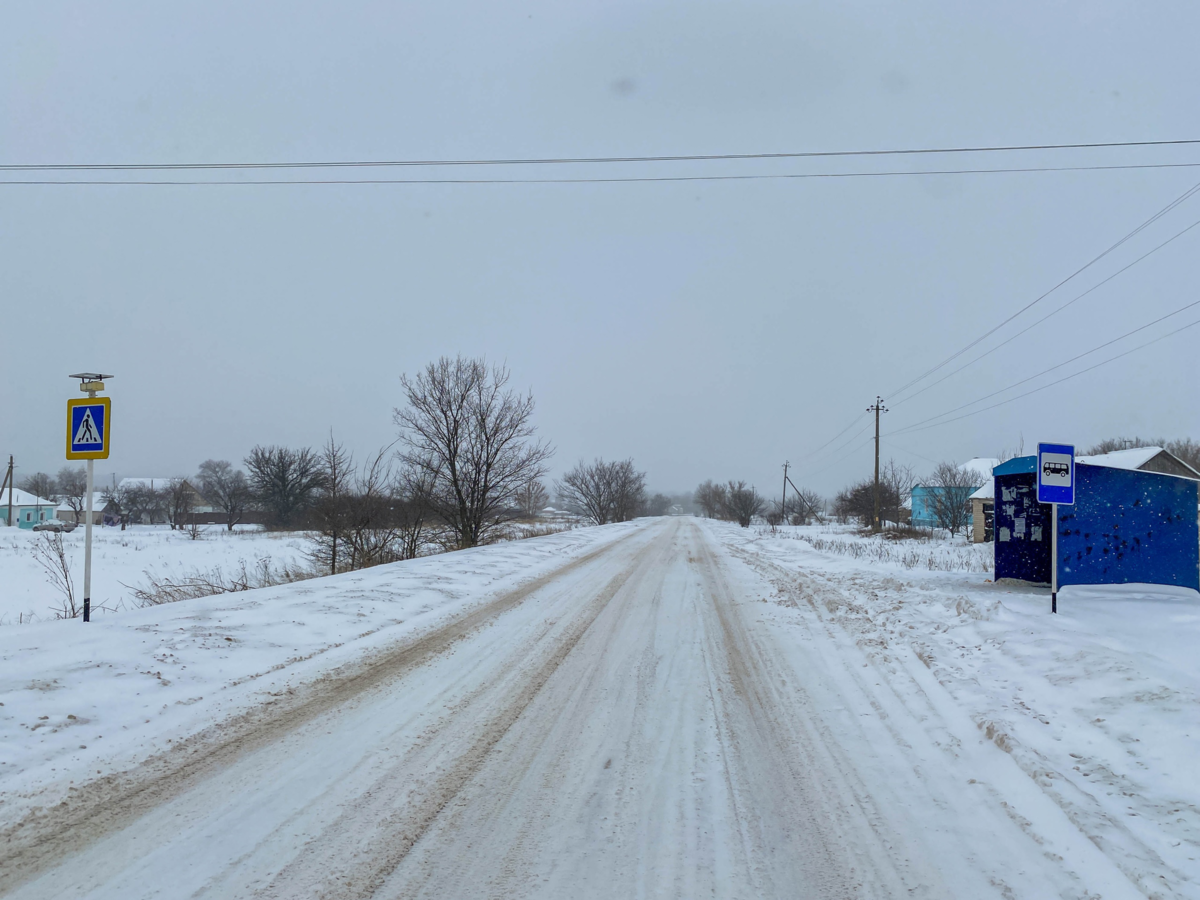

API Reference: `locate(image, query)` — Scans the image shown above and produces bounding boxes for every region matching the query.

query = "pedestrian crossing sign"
[66,397,111,460]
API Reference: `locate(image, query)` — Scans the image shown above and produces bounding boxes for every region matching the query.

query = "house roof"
[969,481,994,501]
[117,477,188,491]
[1077,447,1165,471]
[960,457,1001,480]
[1,488,56,507]
[994,448,1200,482]
[56,491,108,512]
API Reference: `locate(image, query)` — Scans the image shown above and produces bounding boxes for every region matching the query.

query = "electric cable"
[889,295,1200,436]
[797,411,869,458]
[886,315,1200,436]
[5,162,1200,186]
[4,138,1198,172]
[884,179,1200,403]
[890,213,1200,408]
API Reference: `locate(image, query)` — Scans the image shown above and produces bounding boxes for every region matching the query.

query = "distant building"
[993,448,1200,590]
[911,458,999,529]
[2,488,58,529]
[969,480,994,543]
[56,492,109,525]
[116,477,213,524]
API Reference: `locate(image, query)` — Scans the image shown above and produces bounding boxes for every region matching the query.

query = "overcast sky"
[3,1,1199,498]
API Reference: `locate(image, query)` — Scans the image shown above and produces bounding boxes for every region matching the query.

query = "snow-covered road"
[1,519,1156,898]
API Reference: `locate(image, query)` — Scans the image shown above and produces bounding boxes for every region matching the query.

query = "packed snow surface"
[0,518,1195,898]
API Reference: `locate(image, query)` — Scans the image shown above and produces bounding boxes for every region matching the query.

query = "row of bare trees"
[555,458,646,525]
[695,480,767,527]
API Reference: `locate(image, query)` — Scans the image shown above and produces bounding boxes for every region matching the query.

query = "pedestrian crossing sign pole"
[67,373,113,623]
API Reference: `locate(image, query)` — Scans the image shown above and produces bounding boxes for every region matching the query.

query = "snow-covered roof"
[969,481,994,501]
[56,492,107,512]
[1,488,56,507]
[959,457,1000,481]
[117,477,177,490]
[1076,447,1164,471]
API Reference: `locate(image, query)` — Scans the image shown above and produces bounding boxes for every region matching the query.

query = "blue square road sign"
[1037,442,1074,505]
[66,397,111,460]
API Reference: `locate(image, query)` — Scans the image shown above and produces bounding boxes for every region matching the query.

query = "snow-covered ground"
[720,522,1200,898]
[0,521,582,625]
[0,526,311,624]
[4,516,1197,897]
[0,522,639,828]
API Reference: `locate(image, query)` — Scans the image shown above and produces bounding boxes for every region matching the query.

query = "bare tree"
[644,493,671,517]
[556,458,646,525]
[1167,438,1200,471]
[310,436,355,574]
[19,472,57,503]
[342,448,404,570]
[558,460,614,524]
[785,487,825,525]
[694,480,728,519]
[394,356,553,548]
[515,479,550,519]
[927,461,976,536]
[395,464,435,560]
[764,504,784,529]
[608,459,646,522]
[57,466,88,524]
[834,478,899,527]
[879,459,916,527]
[122,482,165,526]
[102,483,132,530]
[31,532,78,618]
[197,460,253,531]
[165,478,196,530]
[723,481,764,527]
[245,446,325,529]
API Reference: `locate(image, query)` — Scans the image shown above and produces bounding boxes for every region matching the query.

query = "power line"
[798,412,869,458]
[890,294,1200,436]
[884,178,1200,403]
[5,162,1200,187]
[886,315,1200,436]
[4,138,1198,172]
[890,213,1200,408]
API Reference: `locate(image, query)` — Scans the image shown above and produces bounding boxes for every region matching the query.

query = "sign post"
[1036,442,1075,614]
[67,374,113,623]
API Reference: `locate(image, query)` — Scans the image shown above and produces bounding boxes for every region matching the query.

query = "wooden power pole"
[3,456,12,527]
[781,461,789,524]
[867,397,887,532]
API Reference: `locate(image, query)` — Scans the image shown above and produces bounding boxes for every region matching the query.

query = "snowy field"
[722,522,1200,898]
[0,526,311,625]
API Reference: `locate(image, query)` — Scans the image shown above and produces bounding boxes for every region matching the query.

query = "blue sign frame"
[1037,441,1075,505]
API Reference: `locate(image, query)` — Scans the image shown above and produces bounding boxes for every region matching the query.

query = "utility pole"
[781,461,789,525]
[2,456,13,527]
[867,396,888,532]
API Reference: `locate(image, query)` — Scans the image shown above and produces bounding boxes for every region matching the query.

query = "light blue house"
[3,488,58,529]
[910,458,998,529]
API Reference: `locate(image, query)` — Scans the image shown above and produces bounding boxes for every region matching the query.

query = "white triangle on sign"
[74,409,102,446]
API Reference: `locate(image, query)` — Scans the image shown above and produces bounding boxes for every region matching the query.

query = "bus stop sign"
[1037,442,1074,505]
